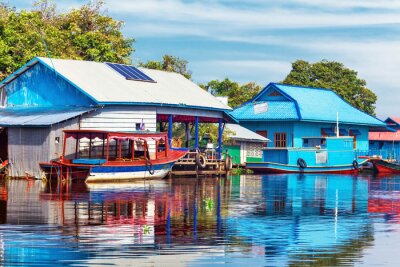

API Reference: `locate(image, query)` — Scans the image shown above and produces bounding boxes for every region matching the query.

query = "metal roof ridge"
[273,82,335,92]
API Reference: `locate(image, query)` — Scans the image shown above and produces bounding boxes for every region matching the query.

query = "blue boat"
[246,136,366,174]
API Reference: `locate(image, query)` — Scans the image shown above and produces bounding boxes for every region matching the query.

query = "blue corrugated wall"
[241,121,294,147]
[5,63,96,107]
[240,121,370,150]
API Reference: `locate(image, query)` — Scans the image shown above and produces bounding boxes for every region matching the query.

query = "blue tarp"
[72,158,106,165]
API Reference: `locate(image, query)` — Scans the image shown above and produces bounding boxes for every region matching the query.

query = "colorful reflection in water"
[1,174,400,266]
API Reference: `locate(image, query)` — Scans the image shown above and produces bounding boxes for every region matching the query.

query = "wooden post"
[168,114,173,147]
[218,118,223,159]
[115,139,118,158]
[131,139,135,160]
[195,116,199,149]
[88,133,92,159]
[105,136,110,161]
[155,140,158,160]
[62,132,67,160]
[118,139,122,159]
[164,136,168,157]
[102,133,105,159]
[185,122,190,148]
[75,133,79,159]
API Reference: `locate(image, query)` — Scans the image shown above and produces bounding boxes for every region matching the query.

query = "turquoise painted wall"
[241,121,294,147]
[293,121,333,147]
[262,137,355,166]
[5,63,96,107]
[241,120,370,150]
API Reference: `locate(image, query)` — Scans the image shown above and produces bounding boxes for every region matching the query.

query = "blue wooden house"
[0,57,233,177]
[369,117,400,159]
[231,83,386,151]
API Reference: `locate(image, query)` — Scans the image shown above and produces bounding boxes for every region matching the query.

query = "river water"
[0,174,400,266]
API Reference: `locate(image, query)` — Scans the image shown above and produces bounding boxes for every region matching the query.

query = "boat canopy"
[64,130,168,141]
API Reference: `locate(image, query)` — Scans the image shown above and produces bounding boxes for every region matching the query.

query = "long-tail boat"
[39,130,187,182]
[368,157,400,174]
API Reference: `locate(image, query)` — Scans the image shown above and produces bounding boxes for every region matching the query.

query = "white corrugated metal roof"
[37,57,231,111]
[0,107,95,126]
[226,124,270,143]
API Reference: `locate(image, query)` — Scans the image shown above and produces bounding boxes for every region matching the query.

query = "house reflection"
[0,174,381,266]
[225,174,374,266]
[40,177,232,246]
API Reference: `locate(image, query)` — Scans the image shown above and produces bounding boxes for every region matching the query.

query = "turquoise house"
[231,83,386,152]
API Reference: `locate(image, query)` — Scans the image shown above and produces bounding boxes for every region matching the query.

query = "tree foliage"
[139,54,192,79]
[0,0,134,80]
[282,60,377,115]
[202,78,262,108]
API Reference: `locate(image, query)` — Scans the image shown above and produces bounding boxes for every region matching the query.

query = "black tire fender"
[196,154,207,169]
[297,158,307,169]
[146,158,155,175]
[225,156,233,171]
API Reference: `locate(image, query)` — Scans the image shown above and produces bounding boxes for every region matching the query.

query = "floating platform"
[170,151,231,176]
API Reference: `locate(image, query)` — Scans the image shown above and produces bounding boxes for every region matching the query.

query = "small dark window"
[274,132,287,148]
[135,123,141,131]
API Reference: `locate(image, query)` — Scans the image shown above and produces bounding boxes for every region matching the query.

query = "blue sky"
[11,0,400,118]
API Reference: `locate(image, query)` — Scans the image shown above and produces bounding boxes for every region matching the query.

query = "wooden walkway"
[170,151,231,176]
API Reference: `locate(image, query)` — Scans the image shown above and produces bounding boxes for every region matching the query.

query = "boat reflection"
[369,175,400,222]
[0,174,394,266]
[0,179,6,224]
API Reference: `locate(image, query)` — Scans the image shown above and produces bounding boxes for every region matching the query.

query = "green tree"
[204,78,262,107]
[0,0,134,80]
[282,60,377,115]
[139,54,192,79]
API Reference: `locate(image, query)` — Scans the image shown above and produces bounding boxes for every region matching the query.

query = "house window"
[274,132,287,148]
[268,90,281,97]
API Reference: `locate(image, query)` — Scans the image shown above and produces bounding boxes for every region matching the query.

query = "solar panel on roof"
[105,62,156,83]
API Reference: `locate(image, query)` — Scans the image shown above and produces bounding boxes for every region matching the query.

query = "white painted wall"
[80,106,158,159]
[80,106,157,132]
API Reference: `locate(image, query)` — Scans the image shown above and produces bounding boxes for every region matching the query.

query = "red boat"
[39,130,187,182]
[0,160,8,175]
[369,158,400,174]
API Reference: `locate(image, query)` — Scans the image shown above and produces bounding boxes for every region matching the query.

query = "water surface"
[1,174,400,266]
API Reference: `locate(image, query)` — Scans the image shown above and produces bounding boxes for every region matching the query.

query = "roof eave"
[98,101,232,112]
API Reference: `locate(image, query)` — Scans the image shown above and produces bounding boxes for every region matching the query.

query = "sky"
[11,0,400,119]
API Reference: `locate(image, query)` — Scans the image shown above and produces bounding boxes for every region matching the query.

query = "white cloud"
[191,59,291,84]
[14,0,400,117]
[106,0,400,33]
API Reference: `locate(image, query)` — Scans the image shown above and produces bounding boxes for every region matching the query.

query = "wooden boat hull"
[87,162,175,181]
[40,150,187,182]
[246,161,360,174]
[40,161,176,181]
[369,159,400,174]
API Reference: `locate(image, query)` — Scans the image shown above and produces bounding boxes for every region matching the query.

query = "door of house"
[0,128,7,162]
